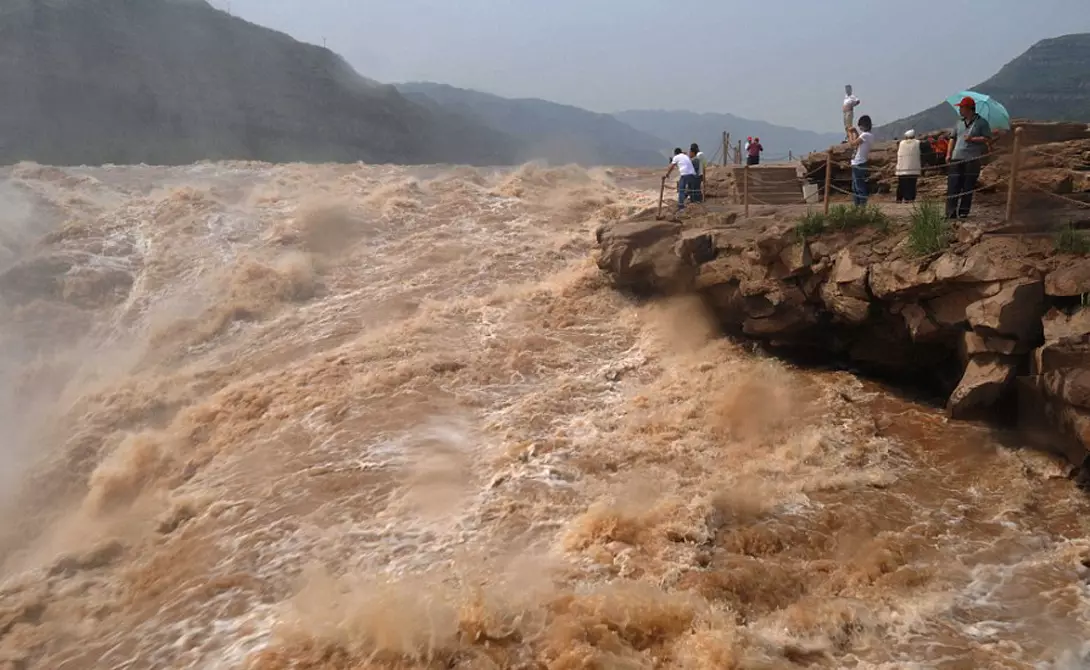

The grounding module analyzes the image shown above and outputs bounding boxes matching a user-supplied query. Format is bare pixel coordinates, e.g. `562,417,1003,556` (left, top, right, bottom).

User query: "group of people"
844,89,992,219
662,135,768,211
663,143,706,209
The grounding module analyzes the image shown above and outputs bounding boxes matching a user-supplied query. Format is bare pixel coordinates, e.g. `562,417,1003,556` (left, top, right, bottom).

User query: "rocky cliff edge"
595,207,1090,474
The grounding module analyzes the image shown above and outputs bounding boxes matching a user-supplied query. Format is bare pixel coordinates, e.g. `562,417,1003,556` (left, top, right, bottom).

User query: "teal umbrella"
946,90,1011,131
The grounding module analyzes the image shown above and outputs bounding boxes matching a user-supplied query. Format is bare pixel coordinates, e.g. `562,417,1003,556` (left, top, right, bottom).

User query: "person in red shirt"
746,137,764,165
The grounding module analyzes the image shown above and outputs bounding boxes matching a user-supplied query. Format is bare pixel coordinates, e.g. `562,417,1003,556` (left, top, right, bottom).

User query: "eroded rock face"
948,355,1019,419
596,220,688,293
595,208,1090,463
966,280,1045,341
1045,260,1090,297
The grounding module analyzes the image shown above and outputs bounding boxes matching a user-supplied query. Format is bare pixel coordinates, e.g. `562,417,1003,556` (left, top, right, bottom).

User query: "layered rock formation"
596,209,1090,466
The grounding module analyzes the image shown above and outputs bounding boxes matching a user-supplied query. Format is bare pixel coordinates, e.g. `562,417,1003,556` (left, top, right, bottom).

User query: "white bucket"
802,183,820,204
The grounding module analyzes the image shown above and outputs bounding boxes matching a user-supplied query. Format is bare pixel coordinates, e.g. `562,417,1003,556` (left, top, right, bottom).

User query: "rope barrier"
1021,184,1090,209
826,178,1003,199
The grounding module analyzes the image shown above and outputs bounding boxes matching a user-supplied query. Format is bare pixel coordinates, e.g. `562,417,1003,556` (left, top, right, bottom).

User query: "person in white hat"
896,129,922,203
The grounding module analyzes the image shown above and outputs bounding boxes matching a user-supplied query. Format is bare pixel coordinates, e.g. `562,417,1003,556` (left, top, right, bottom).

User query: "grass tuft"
1056,224,1090,255
906,200,951,257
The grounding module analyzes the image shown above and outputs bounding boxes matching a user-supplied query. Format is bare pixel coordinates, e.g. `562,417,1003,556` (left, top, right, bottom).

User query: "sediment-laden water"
0,161,1088,669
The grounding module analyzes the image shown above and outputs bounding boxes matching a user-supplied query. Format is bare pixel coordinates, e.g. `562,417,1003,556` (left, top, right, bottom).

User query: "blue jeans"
678,174,698,207
852,164,868,207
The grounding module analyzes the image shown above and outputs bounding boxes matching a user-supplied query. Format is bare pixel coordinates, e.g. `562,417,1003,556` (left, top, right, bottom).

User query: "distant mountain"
0,0,517,166
396,83,667,167
877,34,1090,139
613,110,844,162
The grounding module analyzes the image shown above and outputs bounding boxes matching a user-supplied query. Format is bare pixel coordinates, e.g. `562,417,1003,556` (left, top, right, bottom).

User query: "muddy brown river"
0,161,1087,669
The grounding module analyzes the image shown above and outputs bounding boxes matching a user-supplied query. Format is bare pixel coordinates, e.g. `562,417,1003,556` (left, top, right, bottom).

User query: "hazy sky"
211,0,1090,133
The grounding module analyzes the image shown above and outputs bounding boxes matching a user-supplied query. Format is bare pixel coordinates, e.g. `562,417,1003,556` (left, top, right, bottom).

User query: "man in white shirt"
664,147,697,209
689,143,705,202
846,115,874,207
843,84,861,141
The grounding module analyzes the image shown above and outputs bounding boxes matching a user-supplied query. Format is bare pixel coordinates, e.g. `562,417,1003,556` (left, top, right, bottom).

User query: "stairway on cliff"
725,164,807,205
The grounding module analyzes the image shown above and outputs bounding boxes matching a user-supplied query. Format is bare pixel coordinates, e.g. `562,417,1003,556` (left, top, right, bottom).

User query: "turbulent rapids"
1,161,1090,669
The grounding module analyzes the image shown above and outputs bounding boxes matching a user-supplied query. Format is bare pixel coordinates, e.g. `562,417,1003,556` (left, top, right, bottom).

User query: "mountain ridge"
877,33,1090,138
396,82,668,166
0,0,517,166
614,109,844,161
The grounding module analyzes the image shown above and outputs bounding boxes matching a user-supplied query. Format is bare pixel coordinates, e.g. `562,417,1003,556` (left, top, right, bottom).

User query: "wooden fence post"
736,140,742,165
722,132,730,167
744,164,750,217
657,177,666,220
789,150,793,161
1005,127,1023,222
823,150,833,215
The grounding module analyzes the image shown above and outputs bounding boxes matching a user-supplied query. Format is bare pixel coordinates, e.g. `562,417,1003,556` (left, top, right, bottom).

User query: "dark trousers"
896,176,918,203
746,155,759,166
946,159,981,218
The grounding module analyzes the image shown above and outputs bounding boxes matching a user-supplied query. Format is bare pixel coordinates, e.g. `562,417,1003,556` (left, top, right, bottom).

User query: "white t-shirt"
843,95,860,111
672,153,695,176
851,131,874,166
692,151,705,175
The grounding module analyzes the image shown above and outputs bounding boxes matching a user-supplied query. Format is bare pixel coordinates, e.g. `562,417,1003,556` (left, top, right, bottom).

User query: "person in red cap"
945,96,991,219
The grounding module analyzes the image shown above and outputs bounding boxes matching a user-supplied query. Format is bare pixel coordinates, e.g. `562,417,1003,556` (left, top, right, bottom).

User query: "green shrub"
1056,224,1090,254
797,205,889,240
907,200,951,256
826,204,889,232
795,210,827,239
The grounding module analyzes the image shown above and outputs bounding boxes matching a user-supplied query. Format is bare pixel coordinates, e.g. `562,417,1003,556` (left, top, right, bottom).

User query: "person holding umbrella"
945,96,992,220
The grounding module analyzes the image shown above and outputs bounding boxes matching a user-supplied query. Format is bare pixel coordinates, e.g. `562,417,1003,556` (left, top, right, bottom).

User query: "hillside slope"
0,0,517,166
397,83,668,167
614,110,844,161
877,33,1090,138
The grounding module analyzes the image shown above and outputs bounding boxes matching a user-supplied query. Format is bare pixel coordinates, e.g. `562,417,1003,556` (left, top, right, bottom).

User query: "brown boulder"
1041,369,1090,410
693,254,768,290
703,282,747,323
868,259,934,300
820,282,870,324
1045,260,1090,297
1042,307,1090,342
773,242,812,279
1032,336,1090,376
1018,168,1075,195
931,241,1038,284
965,280,1045,340
900,303,940,342
675,229,718,265
947,354,1019,418
829,248,869,299
925,283,1001,327
742,304,817,337
597,220,687,292
959,330,1025,362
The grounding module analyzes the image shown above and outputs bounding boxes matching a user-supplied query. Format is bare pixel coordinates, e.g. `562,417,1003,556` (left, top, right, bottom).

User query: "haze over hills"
3,0,1085,168
613,110,845,161
396,82,668,167
398,83,849,166
0,0,516,166
877,33,1090,138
